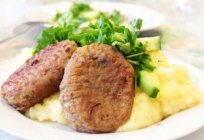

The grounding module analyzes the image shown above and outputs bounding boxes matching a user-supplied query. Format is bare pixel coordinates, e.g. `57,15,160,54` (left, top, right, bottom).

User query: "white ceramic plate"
0,55,204,140
25,1,165,31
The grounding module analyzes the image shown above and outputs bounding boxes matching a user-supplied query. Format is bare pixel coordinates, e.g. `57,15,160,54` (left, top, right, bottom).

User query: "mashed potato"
151,52,201,117
156,65,201,117
21,49,201,131
25,93,67,124
117,90,163,131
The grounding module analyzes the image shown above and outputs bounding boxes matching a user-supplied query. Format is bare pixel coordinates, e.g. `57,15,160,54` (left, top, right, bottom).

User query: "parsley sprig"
33,3,154,72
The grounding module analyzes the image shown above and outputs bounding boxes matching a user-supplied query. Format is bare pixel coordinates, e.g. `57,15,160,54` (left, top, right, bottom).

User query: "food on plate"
0,3,202,133
1,40,77,112
25,51,201,132
60,43,135,133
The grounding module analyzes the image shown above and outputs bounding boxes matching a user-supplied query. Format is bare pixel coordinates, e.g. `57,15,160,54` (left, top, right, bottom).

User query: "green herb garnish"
33,3,155,79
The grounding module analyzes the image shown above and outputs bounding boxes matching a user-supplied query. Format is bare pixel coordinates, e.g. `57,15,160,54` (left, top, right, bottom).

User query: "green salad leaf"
70,3,92,17
54,3,124,28
54,3,92,21
33,2,155,78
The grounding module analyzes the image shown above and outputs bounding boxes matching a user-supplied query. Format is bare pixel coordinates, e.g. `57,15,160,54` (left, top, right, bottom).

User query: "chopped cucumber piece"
138,70,160,98
137,36,161,51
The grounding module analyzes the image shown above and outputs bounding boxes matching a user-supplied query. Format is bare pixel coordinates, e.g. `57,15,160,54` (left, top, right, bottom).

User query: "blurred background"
0,0,204,40
0,0,204,139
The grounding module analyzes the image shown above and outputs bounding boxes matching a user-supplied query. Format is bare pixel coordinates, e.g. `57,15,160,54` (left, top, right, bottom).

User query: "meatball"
60,43,135,133
1,40,77,112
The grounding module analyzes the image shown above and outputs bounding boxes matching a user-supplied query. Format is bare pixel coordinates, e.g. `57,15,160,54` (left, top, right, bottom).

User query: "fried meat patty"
1,40,77,112
60,43,135,133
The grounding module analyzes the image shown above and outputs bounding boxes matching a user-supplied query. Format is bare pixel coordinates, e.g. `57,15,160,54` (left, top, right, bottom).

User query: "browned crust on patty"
1,40,77,112
60,43,135,133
